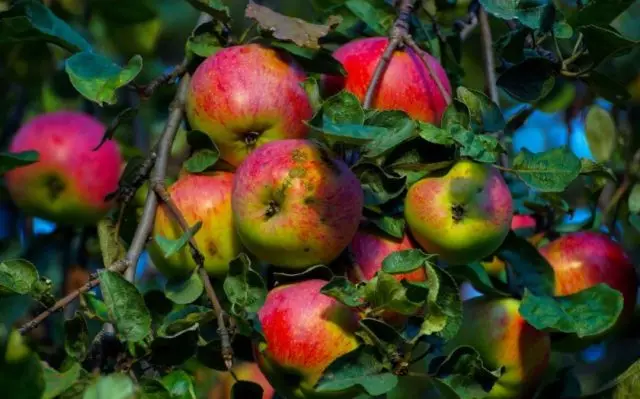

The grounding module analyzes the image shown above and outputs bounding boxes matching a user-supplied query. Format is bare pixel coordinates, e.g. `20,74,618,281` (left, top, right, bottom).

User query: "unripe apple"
324,37,452,124
148,172,241,279
5,111,122,226
445,297,551,398
231,139,363,270
255,279,361,399
209,362,274,399
186,44,313,167
540,231,638,331
405,160,513,265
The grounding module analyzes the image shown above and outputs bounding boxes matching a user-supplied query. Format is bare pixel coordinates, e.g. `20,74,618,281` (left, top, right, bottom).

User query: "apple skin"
148,171,241,279
209,362,275,399
186,44,313,167
231,139,363,269
323,37,452,124
445,297,551,399
404,160,513,265
255,279,361,399
5,111,122,226
540,231,638,330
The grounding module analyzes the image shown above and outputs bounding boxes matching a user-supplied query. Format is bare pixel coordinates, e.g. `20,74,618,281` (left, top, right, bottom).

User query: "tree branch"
136,59,189,100
478,7,498,105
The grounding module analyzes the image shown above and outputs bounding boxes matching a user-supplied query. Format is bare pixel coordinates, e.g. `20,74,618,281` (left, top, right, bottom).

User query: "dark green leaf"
418,122,454,145
568,0,635,28
160,370,196,399
273,264,335,286
382,249,434,274
495,28,528,64
270,41,346,75
0,0,92,52
0,258,37,296
361,111,417,159
580,159,617,182
81,292,110,322
186,21,223,59
451,126,505,163
320,277,365,307
0,329,44,399
479,0,549,29
441,100,471,130
448,263,511,298
367,213,406,240
497,58,557,103
154,221,202,258
65,53,143,106
94,107,137,151
160,305,215,336
585,105,617,163
185,0,230,22
99,270,152,342
139,379,171,399
223,253,267,314
150,324,199,366
363,271,426,315
0,151,39,175
184,149,220,173
82,373,136,399
42,362,83,399
497,231,555,296
519,284,624,337
302,77,323,113
420,265,462,340
315,346,398,395
97,218,126,268
629,184,640,214
585,70,631,104
580,25,638,66
455,87,506,133
231,381,263,399
344,0,395,36
511,147,581,192
319,91,365,125
64,312,89,362
353,163,406,206
164,271,204,305
91,0,157,24
631,213,640,233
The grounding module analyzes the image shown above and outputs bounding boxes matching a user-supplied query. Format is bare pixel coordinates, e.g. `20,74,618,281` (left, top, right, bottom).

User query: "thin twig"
404,36,452,105
363,37,402,108
136,59,189,99
478,7,498,105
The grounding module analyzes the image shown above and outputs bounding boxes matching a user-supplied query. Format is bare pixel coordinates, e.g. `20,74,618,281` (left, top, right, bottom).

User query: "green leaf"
344,0,395,36
358,318,405,349
186,21,223,59
302,77,323,114
231,381,264,399
42,362,83,399
367,213,406,240
585,70,631,104
418,122,454,145
139,379,171,399
568,0,635,28
455,87,506,133
382,249,434,274
83,373,136,399
94,107,138,151
65,52,143,106
495,28,528,64
184,149,220,173
185,0,230,22
97,218,126,268
150,324,199,366
353,163,406,206
441,101,471,130
0,0,92,52
223,253,268,314
580,158,617,182
160,370,196,399
497,231,555,296
448,263,510,298
580,25,638,66
361,111,417,159
451,126,505,163
320,277,365,307
164,271,204,305
479,0,550,29
420,264,462,340
0,329,45,399
0,151,39,175
81,292,110,322
511,147,581,192
629,184,640,214
159,305,215,336
0,259,38,296
318,91,365,125
99,270,152,342
519,284,624,337
269,41,346,75
315,346,398,396
64,312,89,362
497,58,557,103
154,221,202,258
363,271,426,315
585,105,617,163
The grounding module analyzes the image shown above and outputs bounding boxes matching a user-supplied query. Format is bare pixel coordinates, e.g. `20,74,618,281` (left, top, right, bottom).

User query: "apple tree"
1,0,640,398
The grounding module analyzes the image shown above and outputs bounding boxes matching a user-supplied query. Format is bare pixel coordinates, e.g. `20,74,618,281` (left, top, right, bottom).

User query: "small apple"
323,37,451,124
186,44,313,167
255,279,361,399
231,139,363,270
445,297,551,398
540,231,638,331
209,362,274,399
404,160,513,265
148,171,241,279
5,111,122,226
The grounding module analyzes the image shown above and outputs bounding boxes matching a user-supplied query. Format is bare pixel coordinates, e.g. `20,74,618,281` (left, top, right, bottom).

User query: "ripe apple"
445,297,551,398
148,171,241,279
231,139,363,269
323,37,451,124
5,111,122,226
540,231,638,331
186,44,313,167
255,279,361,399
404,160,513,265
209,362,274,399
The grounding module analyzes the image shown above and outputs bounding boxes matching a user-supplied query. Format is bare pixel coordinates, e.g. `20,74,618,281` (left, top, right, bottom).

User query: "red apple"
186,44,313,167
209,362,274,399
255,279,361,399
540,231,638,329
511,214,537,230
5,111,122,225
323,37,452,124
231,139,363,270
148,171,241,279
445,297,551,398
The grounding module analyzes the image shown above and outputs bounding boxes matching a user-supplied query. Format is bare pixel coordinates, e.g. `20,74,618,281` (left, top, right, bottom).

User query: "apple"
404,160,513,265
231,139,363,269
186,44,313,167
323,37,451,124
209,362,275,399
445,297,551,398
540,231,638,330
148,171,241,279
5,111,122,226
255,279,361,399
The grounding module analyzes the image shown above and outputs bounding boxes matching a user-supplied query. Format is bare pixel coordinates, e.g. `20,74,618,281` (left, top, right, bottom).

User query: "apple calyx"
45,175,65,201
265,199,280,219
451,204,466,223
243,130,262,146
